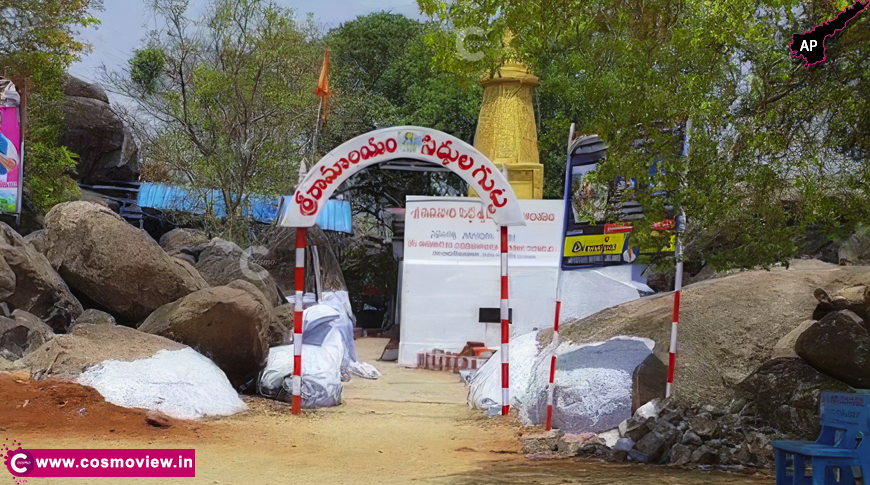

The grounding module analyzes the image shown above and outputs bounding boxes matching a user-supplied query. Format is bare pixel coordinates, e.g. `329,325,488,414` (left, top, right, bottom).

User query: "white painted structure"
399,197,563,365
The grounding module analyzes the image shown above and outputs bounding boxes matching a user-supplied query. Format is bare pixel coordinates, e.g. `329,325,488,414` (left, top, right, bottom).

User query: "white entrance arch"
276,126,525,417
276,126,525,227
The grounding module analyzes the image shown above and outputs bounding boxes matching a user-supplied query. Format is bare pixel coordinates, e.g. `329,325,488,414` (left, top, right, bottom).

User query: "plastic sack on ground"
77,348,247,420
346,361,380,379
302,303,340,346
467,331,542,410
518,336,655,433
258,326,346,408
322,291,381,380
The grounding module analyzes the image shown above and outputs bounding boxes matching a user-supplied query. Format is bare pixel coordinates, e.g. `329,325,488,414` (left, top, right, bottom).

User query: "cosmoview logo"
3,439,34,483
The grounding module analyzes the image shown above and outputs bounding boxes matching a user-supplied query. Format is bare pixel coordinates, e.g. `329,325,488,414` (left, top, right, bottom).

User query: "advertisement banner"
563,232,630,258
0,107,22,214
404,197,563,267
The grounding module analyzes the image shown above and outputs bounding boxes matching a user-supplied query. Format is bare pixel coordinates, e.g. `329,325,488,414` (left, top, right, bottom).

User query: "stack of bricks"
416,350,484,373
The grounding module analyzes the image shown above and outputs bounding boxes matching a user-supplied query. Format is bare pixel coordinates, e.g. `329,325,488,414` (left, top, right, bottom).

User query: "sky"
69,0,427,86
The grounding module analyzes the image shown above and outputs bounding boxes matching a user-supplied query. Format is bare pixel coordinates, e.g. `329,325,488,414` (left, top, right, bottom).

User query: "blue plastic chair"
773,392,869,484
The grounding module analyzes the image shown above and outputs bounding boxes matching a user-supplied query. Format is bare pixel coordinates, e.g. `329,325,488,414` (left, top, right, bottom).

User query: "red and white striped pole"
666,213,685,398
545,271,563,430
292,226,308,414
500,225,510,415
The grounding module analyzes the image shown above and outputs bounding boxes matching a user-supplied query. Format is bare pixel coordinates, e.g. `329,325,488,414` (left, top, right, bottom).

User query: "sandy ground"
2,338,769,484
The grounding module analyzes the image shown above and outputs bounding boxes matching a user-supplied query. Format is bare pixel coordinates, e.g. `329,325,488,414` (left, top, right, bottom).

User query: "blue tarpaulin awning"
137,182,352,233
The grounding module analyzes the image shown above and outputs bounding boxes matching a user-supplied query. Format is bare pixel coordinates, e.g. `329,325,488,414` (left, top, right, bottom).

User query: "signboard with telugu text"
404,197,563,267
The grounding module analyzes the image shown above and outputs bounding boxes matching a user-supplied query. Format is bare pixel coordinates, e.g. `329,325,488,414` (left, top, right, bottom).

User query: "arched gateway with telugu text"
274,126,526,416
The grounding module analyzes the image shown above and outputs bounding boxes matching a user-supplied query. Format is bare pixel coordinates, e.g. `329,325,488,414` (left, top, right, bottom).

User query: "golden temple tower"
471,32,543,199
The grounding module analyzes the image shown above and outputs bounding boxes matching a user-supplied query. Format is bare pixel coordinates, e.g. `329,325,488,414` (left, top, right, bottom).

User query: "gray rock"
633,398,663,421
613,437,635,452
620,417,653,442
23,230,47,255
70,309,116,330
159,229,209,256
59,87,139,184
736,357,848,440
598,429,621,448
271,303,293,347
227,279,288,347
520,429,562,454
0,310,54,360
772,320,816,359
194,238,283,307
728,398,749,415
681,430,703,446
669,443,693,466
706,439,723,449
64,75,109,103
634,430,669,462
0,223,83,331
138,284,271,389
732,446,755,465
20,320,185,380
839,225,870,265
813,286,870,321
690,445,720,465
795,309,870,388
557,432,603,455
627,449,650,463
43,202,207,324
631,354,668,414
634,420,681,463
689,415,718,439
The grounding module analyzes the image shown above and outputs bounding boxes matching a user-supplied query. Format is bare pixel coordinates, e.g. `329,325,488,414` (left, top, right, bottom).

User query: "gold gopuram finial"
471,30,543,199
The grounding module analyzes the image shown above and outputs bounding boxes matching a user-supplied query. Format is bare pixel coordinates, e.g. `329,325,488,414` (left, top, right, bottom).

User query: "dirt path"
3,338,769,484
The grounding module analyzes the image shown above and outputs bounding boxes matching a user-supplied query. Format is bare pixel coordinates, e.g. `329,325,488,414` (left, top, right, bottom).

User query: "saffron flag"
315,49,330,122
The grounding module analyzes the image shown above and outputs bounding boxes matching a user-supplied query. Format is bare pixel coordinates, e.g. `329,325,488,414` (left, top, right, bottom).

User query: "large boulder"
226,279,288,347
137,284,271,388
795,309,870,388
838,225,870,265
0,222,83,331
69,309,116,332
159,228,209,257
43,202,207,323
20,320,186,380
64,75,109,103
735,357,850,439
812,286,870,321
60,76,139,184
193,238,284,307
0,310,55,360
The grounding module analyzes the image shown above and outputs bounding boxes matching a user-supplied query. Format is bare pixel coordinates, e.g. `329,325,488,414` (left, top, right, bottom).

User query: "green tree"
106,0,322,243
0,0,103,213
418,0,870,271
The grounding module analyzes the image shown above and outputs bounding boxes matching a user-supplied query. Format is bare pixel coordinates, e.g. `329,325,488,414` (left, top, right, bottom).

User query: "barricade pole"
545,270,563,430
500,225,510,415
292,226,308,415
666,214,685,398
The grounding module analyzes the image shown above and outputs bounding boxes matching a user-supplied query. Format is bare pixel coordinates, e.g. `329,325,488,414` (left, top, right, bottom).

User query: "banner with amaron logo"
563,232,632,266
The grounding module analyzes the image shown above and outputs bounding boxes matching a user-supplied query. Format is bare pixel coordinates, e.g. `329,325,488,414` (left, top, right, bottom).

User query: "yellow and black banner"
563,233,629,257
